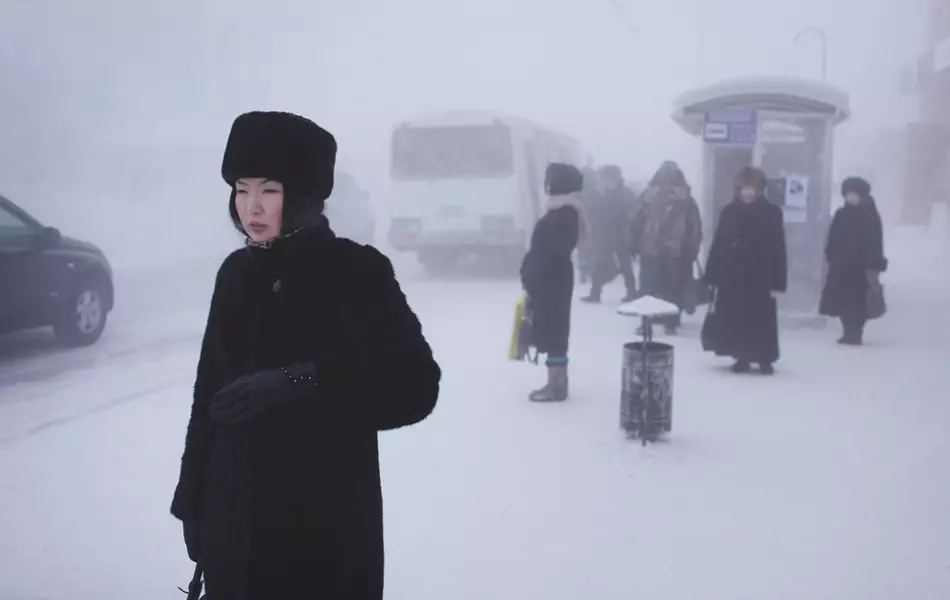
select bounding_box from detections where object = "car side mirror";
[37,226,61,248]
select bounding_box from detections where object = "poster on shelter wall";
[783,174,809,223]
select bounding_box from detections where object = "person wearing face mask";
[703,166,787,375]
[170,111,441,599]
[819,177,888,345]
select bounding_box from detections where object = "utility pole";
[794,26,828,81]
[606,0,637,39]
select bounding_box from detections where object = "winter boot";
[580,292,601,304]
[838,319,864,346]
[663,320,679,335]
[758,362,775,375]
[837,330,862,346]
[731,360,751,374]
[529,364,569,402]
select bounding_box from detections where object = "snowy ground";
[1,233,949,600]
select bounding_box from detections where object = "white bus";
[387,111,585,275]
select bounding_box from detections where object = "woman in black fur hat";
[170,111,441,599]
[819,177,888,345]
[703,166,787,375]
[520,162,588,402]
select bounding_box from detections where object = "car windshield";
[391,124,514,180]
[0,197,34,239]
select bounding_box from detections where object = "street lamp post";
[606,0,637,38]
[794,26,828,81]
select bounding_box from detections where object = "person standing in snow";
[703,166,787,375]
[576,167,601,285]
[171,111,440,599]
[581,165,639,303]
[520,163,588,402]
[629,161,702,334]
[819,177,888,345]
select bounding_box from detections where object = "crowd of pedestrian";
[519,159,888,398]
[168,109,888,598]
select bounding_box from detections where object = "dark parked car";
[0,193,114,347]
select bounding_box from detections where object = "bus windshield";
[391,124,514,180]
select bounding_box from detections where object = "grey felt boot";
[529,364,569,402]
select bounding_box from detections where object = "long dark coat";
[703,197,787,364]
[819,198,887,320]
[520,203,581,359]
[631,191,702,309]
[171,220,440,600]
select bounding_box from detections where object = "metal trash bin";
[620,340,674,440]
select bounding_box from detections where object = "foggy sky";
[0,0,929,247]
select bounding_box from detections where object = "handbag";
[684,260,713,315]
[700,289,721,352]
[866,278,887,320]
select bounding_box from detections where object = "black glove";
[209,364,314,424]
[183,519,201,563]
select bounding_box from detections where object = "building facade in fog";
[902,0,950,224]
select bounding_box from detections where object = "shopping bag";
[866,278,887,320]
[700,289,721,352]
[507,294,537,362]
[683,260,713,315]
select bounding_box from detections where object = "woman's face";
[844,191,861,206]
[234,178,284,242]
[739,185,758,203]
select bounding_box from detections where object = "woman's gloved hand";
[208,368,304,424]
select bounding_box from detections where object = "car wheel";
[54,277,109,347]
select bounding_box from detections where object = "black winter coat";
[520,203,581,359]
[819,198,887,320]
[590,186,636,256]
[704,197,787,364]
[171,221,440,600]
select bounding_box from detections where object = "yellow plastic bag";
[507,294,537,362]
[507,294,526,361]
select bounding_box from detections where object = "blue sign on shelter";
[703,108,757,144]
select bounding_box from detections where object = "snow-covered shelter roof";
[671,76,850,136]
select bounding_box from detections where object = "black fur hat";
[545,163,583,196]
[222,111,337,201]
[841,176,871,198]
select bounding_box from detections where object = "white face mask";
[739,186,757,202]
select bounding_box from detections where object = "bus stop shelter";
[672,76,850,325]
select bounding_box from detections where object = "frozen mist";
[2,0,950,598]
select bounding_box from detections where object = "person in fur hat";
[819,176,888,345]
[520,162,588,402]
[703,166,787,374]
[170,111,441,599]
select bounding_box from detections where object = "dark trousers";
[589,250,636,298]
